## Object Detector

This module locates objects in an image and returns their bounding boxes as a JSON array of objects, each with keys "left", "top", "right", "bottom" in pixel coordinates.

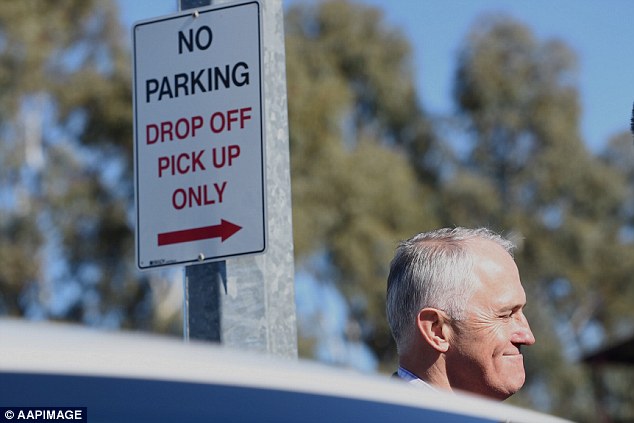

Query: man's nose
[{"left": 513, "top": 313, "right": 536, "bottom": 345}]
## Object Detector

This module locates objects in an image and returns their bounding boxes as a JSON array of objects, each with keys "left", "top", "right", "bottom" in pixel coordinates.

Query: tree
[
  {"left": 0, "top": 1, "right": 164, "bottom": 331},
  {"left": 285, "top": 0, "right": 441, "bottom": 363},
  {"left": 452, "top": 15, "right": 634, "bottom": 420}
]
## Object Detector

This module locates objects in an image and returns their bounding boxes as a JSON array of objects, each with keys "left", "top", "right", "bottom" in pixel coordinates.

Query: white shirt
[{"left": 397, "top": 367, "right": 439, "bottom": 392}]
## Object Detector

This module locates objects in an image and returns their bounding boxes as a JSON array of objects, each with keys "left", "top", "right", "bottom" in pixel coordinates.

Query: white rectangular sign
[{"left": 133, "top": 1, "right": 265, "bottom": 270}]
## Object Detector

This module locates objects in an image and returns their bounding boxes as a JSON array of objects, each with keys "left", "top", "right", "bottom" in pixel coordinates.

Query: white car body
[{"left": 0, "top": 319, "right": 572, "bottom": 422}]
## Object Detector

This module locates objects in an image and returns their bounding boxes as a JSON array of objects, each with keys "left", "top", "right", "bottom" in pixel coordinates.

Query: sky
[{"left": 119, "top": 0, "right": 634, "bottom": 153}]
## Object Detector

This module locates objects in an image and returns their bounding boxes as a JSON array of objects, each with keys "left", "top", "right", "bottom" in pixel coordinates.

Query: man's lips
[{"left": 503, "top": 345, "right": 523, "bottom": 356}]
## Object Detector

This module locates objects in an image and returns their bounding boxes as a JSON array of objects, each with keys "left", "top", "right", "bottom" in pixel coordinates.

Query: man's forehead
[{"left": 467, "top": 238, "right": 526, "bottom": 306}]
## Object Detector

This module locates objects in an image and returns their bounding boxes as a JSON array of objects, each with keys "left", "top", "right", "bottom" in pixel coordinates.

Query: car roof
[{"left": 0, "top": 318, "right": 572, "bottom": 423}]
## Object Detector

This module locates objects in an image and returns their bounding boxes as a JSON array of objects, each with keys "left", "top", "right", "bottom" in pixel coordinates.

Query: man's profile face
[{"left": 445, "top": 239, "right": 536, "bottom": 400}]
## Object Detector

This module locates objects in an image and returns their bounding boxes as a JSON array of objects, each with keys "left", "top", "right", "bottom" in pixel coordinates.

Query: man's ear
[{"left": 416, "top": 308, "right": 451, "bottom": 353}]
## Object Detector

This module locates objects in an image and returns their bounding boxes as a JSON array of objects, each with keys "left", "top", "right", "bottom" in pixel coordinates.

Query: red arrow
[{"left": 157, "top": 219, "right": 242, "bottom": 246}]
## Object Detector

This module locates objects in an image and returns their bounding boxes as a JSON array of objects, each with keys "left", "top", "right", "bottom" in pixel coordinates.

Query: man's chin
[{"left": 483, "top": 375, "right": 526, "bottom": 401}]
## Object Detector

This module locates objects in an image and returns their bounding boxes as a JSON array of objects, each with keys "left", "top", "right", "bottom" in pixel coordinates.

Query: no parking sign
[{"left": 132, "top": 1, "right": 265, "bottom": 269}]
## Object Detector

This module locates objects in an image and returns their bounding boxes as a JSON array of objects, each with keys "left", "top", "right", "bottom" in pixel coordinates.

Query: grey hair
[{"left": 386, "top": 227, "right": 515, "bottom": 354}]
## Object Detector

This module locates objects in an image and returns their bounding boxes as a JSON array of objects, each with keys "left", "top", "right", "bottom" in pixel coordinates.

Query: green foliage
[
  {"left": 286, "top": 0, "right": 441, "bottom": 360},
  {"left": 453, "top": 14, "right": 634, "bottom": 420},
  {"left": 0, "top": 1, "right": 153, "bottom": 329}
]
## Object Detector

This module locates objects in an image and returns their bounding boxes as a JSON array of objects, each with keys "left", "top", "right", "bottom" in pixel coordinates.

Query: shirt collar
[{"left": 397, "top": 366, "right": 440, "bottom": 392}]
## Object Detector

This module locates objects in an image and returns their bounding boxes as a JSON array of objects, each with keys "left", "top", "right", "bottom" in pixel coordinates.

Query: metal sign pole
[
  {"left": 179, "top": 0, "right": 221, "bottom": 344},
  {"left": 184, "top": 261, "right": 223, "bottom": 342},
  {"left": 180, "top": 0, "right": 212, "bottom": 9},
  {"left": 178, "top": 0, "right": 297, "bottom": 357}
]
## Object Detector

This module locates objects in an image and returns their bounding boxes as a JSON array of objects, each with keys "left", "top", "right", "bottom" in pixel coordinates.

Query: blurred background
[{"left": 1, "top": 1, "right": 633, "bottom": 421}]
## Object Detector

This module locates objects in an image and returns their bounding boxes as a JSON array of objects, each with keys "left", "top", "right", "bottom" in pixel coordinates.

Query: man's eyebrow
[{"left": 497, "top": 302, "right": 526, "bottom": 313}]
